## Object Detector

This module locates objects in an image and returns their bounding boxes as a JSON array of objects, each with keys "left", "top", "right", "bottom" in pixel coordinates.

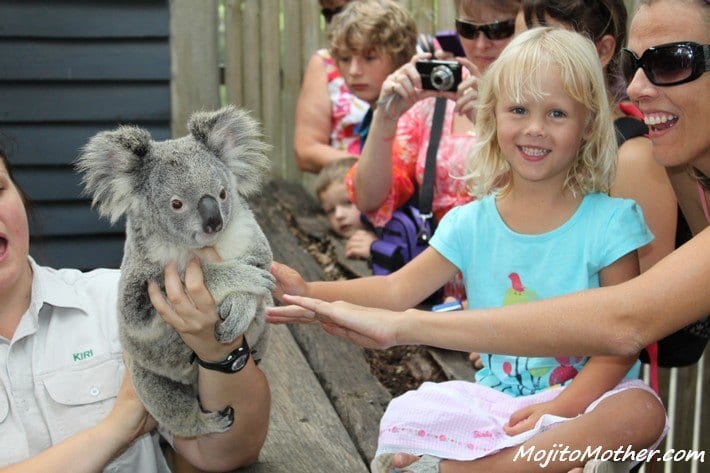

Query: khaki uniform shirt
[{"left": 0, "top": 258, "right": 170, "bottom": 472}]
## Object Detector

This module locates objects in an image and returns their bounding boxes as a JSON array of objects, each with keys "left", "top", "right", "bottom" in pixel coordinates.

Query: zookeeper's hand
[
  {"left": 148, "top": 258, "right": 236, "bottom": 363},
  {"left": 105, "top": 356, "right": 158, "bottom": 444}
]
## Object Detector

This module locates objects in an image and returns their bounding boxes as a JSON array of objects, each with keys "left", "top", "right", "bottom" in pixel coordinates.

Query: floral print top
[
  {"left": 346, "top": 97, "right": 476, "bottom": 227},
  {"left": 319, "top": 49, "right": 369, "bottom": 156}
]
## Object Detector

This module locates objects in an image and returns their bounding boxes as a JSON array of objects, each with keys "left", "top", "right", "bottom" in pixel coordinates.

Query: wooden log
[
  {"left": 428, "top": 348, "right": 477, "bottom": 381},
  {"left": 250, "top": 179, "right": 392, "bottom": 464},
  {"left": 240, "top": 325, "right": 369, "bottom": 472}
]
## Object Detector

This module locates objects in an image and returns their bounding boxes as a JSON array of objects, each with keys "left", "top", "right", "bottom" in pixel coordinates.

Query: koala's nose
[{"left": 197, "top": 195, "right": 223, "bottom": 234}]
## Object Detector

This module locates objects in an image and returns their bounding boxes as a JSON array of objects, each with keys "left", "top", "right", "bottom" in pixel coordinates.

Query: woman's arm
[
  {"left": 273, "top": 228, "right": 710, "bottom": 357},
  {"left": 353, "top": 56, "right": 438, "bottom": 212},
  {"left": 612, "top": 137, "right": 677, "bottom": 272},
  {"left": 294, "top": 53, "right": 354, "bottom": 173},
  {"left": 0, "top": 367, "right": 156, "bottom": 473},
  {"left": 272, "top": 247, "right": 458, "bottom": 312},
  {"left": 149, "top": 258, "right": 270, "bottom": 471}
]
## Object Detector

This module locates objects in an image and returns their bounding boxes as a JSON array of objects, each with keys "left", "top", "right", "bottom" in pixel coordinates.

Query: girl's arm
[
  {"left": 294, "top": 53, "right": 354, "bottom": 173},
  {"left": 274, "top": 228, "right": 710, "bottom": 357},
  {"left": 354, "top": 56, "right": 437, "bottom": 212},
  {"left": 271, "top": 247, "right": 458, "bottom": 312},
  {"left": 504, "top": 251, "right": 642, "bottom": 435}
]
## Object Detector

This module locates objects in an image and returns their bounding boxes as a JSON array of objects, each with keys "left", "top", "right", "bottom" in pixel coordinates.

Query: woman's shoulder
[{"left": 33, "top": 261, "right": 121, "bottom": 311}]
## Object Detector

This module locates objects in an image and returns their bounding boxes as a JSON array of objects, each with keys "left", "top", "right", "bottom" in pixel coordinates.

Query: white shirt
[{"left": 0, "top": 258, "right": 170, "bottom": 472}]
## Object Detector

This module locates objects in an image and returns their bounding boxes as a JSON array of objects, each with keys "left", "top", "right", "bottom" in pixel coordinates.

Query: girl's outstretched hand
[
  {"left": 270, "top": 261, "right": 307, "bottom": 302},
  {"left": 265, "top": 294, "right": 401, "bottom": 350}
]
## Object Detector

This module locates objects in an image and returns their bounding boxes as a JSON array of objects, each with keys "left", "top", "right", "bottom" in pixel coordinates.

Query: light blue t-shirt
[{"left": 430, "top": 193, "right": 653, "bottom": 396}]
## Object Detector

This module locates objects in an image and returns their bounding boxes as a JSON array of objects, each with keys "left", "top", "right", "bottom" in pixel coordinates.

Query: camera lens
[{"left": 430, "top": 65, "right": 454, "bottom": 91}]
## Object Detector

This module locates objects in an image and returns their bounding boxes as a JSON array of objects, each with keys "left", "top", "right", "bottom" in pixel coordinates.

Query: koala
[{"left": 75, "top": 106, "right": 274, "bottom": 436}]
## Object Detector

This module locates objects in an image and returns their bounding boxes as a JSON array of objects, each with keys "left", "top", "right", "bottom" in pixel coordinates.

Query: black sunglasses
[
  {"left": 455, "top": 18, "right": 516, "bottom": 41},
  {"left": 621, "top": 41, "right": 710, "bottom": 86},
  {"left": 321, "top": 6, "right": 343, "bottom": 24}
]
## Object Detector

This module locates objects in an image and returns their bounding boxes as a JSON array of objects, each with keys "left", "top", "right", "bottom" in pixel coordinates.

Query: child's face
[
  {"left": 495, "top": 67, "right": 590, "bottom": 190},
  {"left": 319, "top": 182, "right": 364, "bottom": 237},
  {"left": 336, "top": 49, "right": 394, "bottom": 104}
]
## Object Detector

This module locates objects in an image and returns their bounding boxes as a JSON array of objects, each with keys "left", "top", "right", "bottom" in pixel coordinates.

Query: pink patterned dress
[{"left": 318, "top": 49, "right": 369, "bottom": 155}]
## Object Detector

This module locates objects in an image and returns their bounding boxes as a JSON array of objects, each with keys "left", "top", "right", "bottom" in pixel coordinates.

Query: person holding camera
[
  {"left": 345, "top": 0, "right": 520, "bottom": 299},
  {"left": 346, "top": 0, "right": 520, "bottom": 225}
]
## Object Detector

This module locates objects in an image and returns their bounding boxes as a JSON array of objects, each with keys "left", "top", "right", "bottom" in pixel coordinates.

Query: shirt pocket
[
  {"left": 0, "top": 383, "right": 28, "bottom": 464},
  {"left": 38, "top": 355, "right": 122, "bottom": 442}
]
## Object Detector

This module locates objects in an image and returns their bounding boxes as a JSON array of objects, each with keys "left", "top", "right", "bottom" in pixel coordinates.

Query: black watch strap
[{"left": 195, "top": 336, "right": 250, "bottom": 373}]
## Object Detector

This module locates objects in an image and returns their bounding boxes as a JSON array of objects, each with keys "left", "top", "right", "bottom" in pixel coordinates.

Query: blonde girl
[{"left": 268, "top": 27, "right": 668, "bottom": 472}]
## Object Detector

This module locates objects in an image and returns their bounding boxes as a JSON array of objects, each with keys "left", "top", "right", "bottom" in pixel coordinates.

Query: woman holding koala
[{"left": 0, "top": 148, "right": 269, "bottom": 471}]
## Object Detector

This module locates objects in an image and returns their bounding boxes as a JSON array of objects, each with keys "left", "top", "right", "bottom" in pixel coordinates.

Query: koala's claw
[
  {"left": 215, "top": 293, "right": 258, "bottom": 342},
  {"left": 220, "top": 406, "right": 235, "bottom": 428}
]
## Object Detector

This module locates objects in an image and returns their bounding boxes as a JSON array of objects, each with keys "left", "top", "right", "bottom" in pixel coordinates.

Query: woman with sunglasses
[
  {"left": 268, "top": 1, "right": 709, "bottom": 470},
  {"left": 293, "top": 0, "right": 369, "bottom": 173}
]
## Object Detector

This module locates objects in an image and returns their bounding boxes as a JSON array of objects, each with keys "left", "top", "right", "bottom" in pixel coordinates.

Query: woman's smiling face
[{"left": 625, "top": 1, "right": 710, "bottom": 173}]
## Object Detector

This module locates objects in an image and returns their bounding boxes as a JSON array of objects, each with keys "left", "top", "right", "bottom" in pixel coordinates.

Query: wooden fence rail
[{"left": 170, "top": 0, "right": 459, "bottom": 182}]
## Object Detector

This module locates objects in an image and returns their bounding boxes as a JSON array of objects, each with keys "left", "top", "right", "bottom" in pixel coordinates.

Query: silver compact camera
[{"left": 416, "top": 59, "right": 462, "bottom": 92}]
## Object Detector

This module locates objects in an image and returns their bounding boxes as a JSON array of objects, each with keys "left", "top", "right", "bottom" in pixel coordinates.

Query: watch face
[{"left": 230, "top": 353, "right": 249, "bottom": 372}]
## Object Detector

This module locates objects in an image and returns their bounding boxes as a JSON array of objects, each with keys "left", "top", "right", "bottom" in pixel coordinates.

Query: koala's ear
[
  {"left": 75, "top": 126, "right": 151, "bottom": 223},
  {"left": 189, "top": 105, "right": 272, "bottom": 197}
]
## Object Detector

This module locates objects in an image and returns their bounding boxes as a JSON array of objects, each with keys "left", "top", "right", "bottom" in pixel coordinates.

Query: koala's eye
[
  {"left": 219, "top": 188, "right": 227, "bottom": 200},
  {"left": 171, "top": 199, "right": 183, "bottom": 210}
]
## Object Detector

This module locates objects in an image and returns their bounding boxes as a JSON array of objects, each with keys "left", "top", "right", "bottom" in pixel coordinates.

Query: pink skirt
[{"left": 376, "top": 379, "right": 668, "bottom": 461}]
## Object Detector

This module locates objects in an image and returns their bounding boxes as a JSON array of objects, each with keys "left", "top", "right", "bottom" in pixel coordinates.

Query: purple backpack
[{"left": 370, "top": 204, "right": 432, "bottom": 276}]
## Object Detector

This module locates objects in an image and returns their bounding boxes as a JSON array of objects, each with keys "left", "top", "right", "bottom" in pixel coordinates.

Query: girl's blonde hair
[
  {"left": 328, "top": 0, "right": 417, "bottom": 69},
  {"left": 466, "top": 27, "right": 617, "bottom": 198}
]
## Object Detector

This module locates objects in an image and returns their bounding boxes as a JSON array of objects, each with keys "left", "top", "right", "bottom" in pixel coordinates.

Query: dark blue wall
[{"left": 0, "top": 0, "right": 170, "bottom": 270}]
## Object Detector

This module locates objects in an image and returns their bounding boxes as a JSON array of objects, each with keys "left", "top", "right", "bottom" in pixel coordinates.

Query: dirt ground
[{"left": 292, "top": 223, "right": 448, "bottom": 397}]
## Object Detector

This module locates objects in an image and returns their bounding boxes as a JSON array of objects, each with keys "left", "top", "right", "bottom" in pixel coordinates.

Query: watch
[{"left": 195, "top": 336, "right": 250, "bottom": 373}]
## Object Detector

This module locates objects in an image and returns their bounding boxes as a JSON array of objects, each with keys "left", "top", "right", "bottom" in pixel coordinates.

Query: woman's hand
[
  {"left": 265, "top": 294, "right": 401, "bottom": 350},
  {"left": 452, "top": 57, "right": 481, "bottom": 122},
  {"left": 105, "top": 358, "right": 157, "bottom": 444},
  {"left": 379, "top": 53, "right": 440, "bottom": 119},
  {"left": 345, "top": 230, "right": 378, "bottom": 259},
  {"left": 147, "top": 257, "right": 228, "bottom": 362}
]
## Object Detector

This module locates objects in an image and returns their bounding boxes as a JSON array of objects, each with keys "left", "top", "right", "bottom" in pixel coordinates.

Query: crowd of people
[{"left": 2, "top": 0, "right": 708, "bottom": 471}]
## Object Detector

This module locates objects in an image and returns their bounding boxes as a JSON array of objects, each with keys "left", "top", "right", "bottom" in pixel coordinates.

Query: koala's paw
[
  {"left": 215, "top": 294, "right": 258, "bottom": 342},
  {"left": 205, "top": 260, "right": 275, "bottom": 297},
  {"left": 238, "top": 262, "right": 276, "bottom": 296}
]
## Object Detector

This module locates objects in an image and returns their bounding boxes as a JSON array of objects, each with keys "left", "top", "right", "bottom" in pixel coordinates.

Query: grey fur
[{"left": 75, "top": 106, "right": 274, "bottom": 436}]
